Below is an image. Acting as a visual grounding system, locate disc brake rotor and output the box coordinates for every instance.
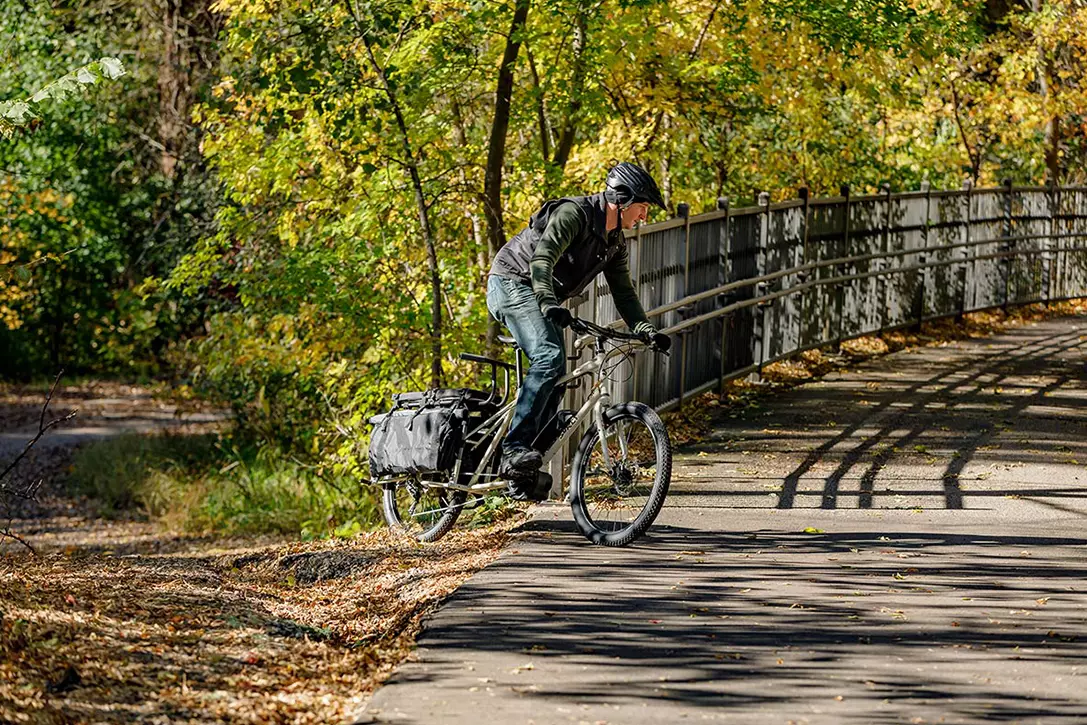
[609,460,638,496]
[406,480,423,517]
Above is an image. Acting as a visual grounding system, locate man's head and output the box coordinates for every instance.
[619,202,650,230]
[604,162,666,230]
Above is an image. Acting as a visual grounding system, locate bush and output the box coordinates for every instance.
[67,432,381,537]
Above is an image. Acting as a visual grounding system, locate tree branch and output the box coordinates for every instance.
[0,371,77,555]
[949,76,981,182]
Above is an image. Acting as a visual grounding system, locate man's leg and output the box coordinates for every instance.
[486,276,566,467]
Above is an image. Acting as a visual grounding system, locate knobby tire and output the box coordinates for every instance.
[569,402,672,546]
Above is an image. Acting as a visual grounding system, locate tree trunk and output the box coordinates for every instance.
[359,30,444,388]
[158,0,185,179]
[452,98,499,351]
[1033,0,1061,184]
[524,41,551,164]
[157,0,216,179]
[550,7,586,177]
[949,77,981,183]
[482,0,530,275]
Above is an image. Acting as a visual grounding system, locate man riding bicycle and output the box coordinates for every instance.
[487,161,672,500]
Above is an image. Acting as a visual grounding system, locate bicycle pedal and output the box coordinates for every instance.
[534,470,553,497]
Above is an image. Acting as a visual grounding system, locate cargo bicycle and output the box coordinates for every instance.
[368,317,673,546]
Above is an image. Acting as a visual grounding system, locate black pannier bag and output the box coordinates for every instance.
[368,388,496,478]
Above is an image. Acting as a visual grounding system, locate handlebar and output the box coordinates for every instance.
[570,317,669,354]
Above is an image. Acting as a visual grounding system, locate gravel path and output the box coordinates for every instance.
[0,382,225,547]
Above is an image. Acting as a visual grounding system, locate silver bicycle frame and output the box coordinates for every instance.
[440,335,641,494]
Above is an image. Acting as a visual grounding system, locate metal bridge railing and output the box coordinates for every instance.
[566,180,1087,415]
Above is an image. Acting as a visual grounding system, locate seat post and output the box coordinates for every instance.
[495,334,524,387]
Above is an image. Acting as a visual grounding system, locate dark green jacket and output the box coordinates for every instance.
[490,193,650,331]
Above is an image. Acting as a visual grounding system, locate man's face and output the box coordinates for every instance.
[620,202,651,230]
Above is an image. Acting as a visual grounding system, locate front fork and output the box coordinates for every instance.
[593,391,612,470]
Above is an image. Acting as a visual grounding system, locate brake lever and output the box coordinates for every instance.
[639,334,670,357]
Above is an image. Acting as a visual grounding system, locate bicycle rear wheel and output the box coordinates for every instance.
[381,476,466,542]
[569,402,672,546]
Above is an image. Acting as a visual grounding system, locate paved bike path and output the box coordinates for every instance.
[360,315,1087,724]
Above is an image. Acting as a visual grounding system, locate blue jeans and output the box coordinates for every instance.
[486,275,565,453]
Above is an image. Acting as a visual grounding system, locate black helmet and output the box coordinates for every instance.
[605,162,666,210]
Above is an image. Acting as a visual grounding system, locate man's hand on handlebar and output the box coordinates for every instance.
[635,321,671,353]
[566,315,670,354]
[543,305,574,329]
[648,331,671,353]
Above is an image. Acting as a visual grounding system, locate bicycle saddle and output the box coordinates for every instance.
[498,335,519,348]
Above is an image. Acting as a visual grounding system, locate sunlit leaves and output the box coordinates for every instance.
[0,58,125,137]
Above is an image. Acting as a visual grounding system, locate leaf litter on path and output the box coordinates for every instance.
[1,524,517,724]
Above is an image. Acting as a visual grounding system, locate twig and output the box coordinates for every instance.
[0,370,77,555]
[0,372,76,483]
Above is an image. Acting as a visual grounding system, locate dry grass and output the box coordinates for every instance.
[1,524,517,724]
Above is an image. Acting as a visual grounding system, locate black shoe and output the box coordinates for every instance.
[507,470,553,502]
[499,447,543,480]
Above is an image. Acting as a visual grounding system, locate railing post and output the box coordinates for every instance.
[631,222,643,403]
[1045,182,1057,304]
[834,183,851,348]
[756,191,771,372]
[913,180,931,331]
[1053,184,1064,301]
[681,201,692,296]
[717,196,732,395]
[959,179,973,321]
[677,202,691,407]
[1002,177,1013,312]
[879,182,892,329]
[797,186,811,349]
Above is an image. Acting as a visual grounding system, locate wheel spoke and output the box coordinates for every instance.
[384,476,465,542]
[571,404,670,546]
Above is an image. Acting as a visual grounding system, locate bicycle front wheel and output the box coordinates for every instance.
[381,476,466,543]
[569,402,672,546]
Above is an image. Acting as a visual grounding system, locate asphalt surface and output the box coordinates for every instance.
[361,315,1087,725]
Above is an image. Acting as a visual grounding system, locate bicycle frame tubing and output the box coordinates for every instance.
[447,335,640,493]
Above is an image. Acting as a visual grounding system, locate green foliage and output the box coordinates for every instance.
[0,57,125,136]
[8,0,1087,522]
[67,432,381,536]
[0,0,218,378]
[68,431,221,514]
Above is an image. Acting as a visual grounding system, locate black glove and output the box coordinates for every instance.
[543,305,573,329]
[651,332,672,353]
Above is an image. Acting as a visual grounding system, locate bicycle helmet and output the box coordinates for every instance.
[605,161,666,210]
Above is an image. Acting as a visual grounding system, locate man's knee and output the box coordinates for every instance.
[534,343,565,378]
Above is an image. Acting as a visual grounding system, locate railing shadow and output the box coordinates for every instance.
[665,322,1087,512]
[398,524,1087,723]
